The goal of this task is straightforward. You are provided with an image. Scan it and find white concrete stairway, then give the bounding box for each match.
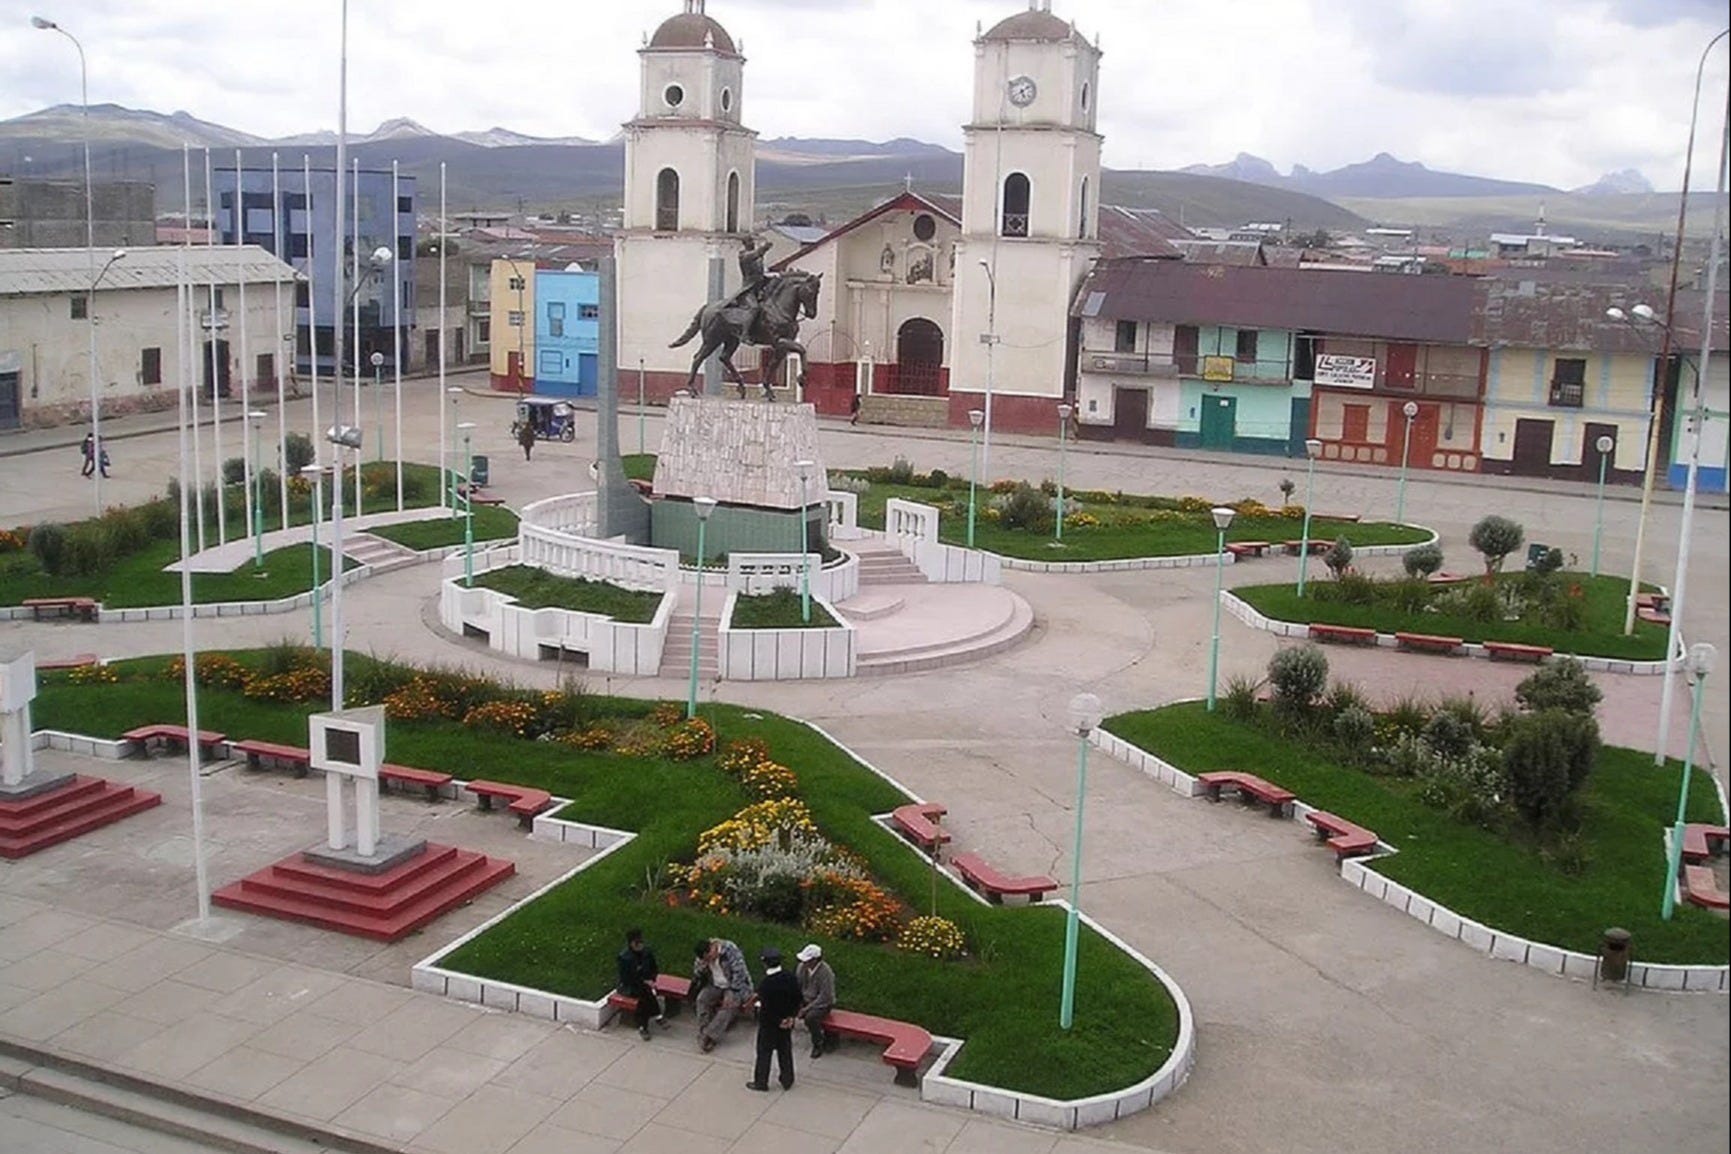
[660,609,720,680]
[854,546,928,586]
[343,532,421,573]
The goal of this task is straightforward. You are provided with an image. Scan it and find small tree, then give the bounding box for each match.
[221,457,247,486]
[1468,515,1524,580]
[1515,657,1602,717]
[1323,536,1354,580]
[1268,645,1329,713]
[284,432,316,475]
[1278,477,1296,506]
[1502,710,1600,828]
[1403,542,1444,578]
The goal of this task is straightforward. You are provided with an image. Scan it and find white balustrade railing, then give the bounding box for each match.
[824,491,861,539]
[885,497,939,543]
[519,491,600,536]
[519,525,681,592]
[725,551,861,603]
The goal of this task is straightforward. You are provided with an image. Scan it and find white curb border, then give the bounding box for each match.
[1094,723,1729,993]
[995,524,1436,575]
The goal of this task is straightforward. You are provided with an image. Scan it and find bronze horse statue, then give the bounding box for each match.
[669,270,823,401]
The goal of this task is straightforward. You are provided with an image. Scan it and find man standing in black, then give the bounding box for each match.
[615,928,665,1041]
[746,946,802,1092]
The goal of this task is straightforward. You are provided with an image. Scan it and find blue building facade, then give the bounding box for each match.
[533,269,601,397]
[215,165,415,379]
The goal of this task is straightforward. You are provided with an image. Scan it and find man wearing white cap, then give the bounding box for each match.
[795,943,836,1060]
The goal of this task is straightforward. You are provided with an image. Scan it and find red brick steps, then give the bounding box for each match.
[0,776,163,859]
[212,843,515,941]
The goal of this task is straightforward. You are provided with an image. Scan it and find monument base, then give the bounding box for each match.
[0,768,77,801]
[303,835,428,875]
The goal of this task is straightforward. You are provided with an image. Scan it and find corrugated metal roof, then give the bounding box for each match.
[1096,205,1189,260]
[1475,281,1728,353]
[0,245,298,297]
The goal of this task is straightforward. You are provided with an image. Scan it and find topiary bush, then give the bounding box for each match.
[1333,704,1376,753]
[886,456,915,486]
[1469,515,1524,579]
[1422,710,1475,760]
[1322,536,1354,579]
[222,457,247,486]
[1502,709,1600,829]
[27,522,69,575]
[1514,657,1602,717]
[1403,542,1444,578]
[284,432,316,475]
[1268,644,1329,713]
[998,482,1054,534]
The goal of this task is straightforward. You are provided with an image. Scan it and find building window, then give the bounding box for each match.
[547,301,565,338]
[578,304,600,320]
[721,86,733,114]
[656,168,680,232]
[664,83,684,109]
[1078,176,1090,239]
[71,294,88,320]
[1114,320,1138,353]
[507,276,526,291]
[726,171,740,234]
[1000,173,1030,238]
[397,195,412,214]
[288,233,309,259]
[507,311,524,327]
[1081,81,1090,113]
[477,317,491,343]
[141,347,162,385]
[295,281,310,308]
[397,236,412,261]
[213,288,225,309]
[1174,325,1199,374]
[1549,357,1586,407]
[257,352,274,382]
[913,213,937,242]
[1235,329,1259,364]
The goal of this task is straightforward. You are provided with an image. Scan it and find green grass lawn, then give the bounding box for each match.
[472,565,664,623]
[1234,574,1669,661]
[729,588,840,629]
[1107,702,1727,963]
[0,541,353,608]
[369,506,520,551]
[622,454,656,482]
[34,663,1181,1101]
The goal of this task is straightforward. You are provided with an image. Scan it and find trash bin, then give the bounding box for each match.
[1598,927,1632,984]
[470,455,490,487]
[1525,543,1551,571]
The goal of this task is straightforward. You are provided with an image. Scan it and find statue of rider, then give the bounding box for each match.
[732,235,776,333]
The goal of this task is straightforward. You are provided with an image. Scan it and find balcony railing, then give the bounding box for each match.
[1083,350,1179,377]
[1548,380,1585,408]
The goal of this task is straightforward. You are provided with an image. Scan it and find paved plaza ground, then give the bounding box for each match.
[1,378,1727,1154]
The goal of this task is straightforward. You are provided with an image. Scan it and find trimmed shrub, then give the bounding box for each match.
[1268,645,1328,713]
[1502,709,1599,828]
[283,432,316,475]
[1222,674,1263,721]
[1532,546,1564,577]
[1469,515,1524,578]
[998,482,1054,534]
[1423,710,1475,760]
[1403,542,1444,578]
[28,522,69,575]
[1515,657,1602,717]
[222,457,247,486]
[1322,536,1354,579]
[1333,704,1375,752]
[887,456,915,485]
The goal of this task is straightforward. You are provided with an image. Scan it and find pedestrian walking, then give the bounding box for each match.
[746,946,802,1092]
[80,432,95,478]
[795,943,836,1059]
[615,928,667,1041]
[518,420,536,461]
[849,391,861,426]
[98,445,111,479]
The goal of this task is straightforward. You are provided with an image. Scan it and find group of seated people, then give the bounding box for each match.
[615,929,837,1059]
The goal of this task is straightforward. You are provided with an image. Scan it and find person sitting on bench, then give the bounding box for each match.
[692,937,754,1053]
[795,943,836,1060]
[616,928,667,1041]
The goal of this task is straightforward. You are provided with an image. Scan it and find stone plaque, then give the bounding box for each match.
[653,396,828,510]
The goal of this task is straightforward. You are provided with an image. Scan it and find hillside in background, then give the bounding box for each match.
[1337,191,1722,244]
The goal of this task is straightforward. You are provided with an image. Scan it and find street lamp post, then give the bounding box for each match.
[301,464,327,649]
[795,459,814,624]
[1296,438,1322,597]
[31,16,106,515]
[687,497,718,719]
[966,409,984,548]
[1206,506,1237,711]
[1395,400,1419,523]
[638,358,647,457]
[1055,404,1072,542]
[1661,643,1716,920]
[369,351,385,462]
[324,424,363,710]
[247,410,267,568]
[458,422,477,586]
[1058,691,1103,1031]
[1590,433,1615,578]
[976,260,998,481]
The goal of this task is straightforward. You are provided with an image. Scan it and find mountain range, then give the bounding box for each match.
[1178,151,1655,200]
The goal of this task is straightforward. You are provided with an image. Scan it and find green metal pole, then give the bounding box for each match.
[1660,665,1707,920]
[374,365,384,462]
[1395,414,1413,523]
[1058,729,1088,1030]
[1591,453,1610,578]
[1055,415,1067,542]
[967,424,979,549]
[799,473,811,624]
[1207,526,1227,711]
[638,360,646,457]
[687,517,707,720]
[462,433,474,587]
[251,427,264,569]
[309,473,323,649]
[1297,454,1317,597]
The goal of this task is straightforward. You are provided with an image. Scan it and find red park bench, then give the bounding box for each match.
[1198,771,1296,817]
[1483,641,1553,663]
[381,764,455,802]
[465,780,554,827]
[1395,631,1463,656]
[1682,865,1728,911]
[1308,624,1378,646]
[1636,607,1671,626]
[821,1009,933,1087]
[1282,540,1331,556]
[22,597,99,622]
[124,724,227,761]
[1224,541,1271,559]
[1427,572,1472,587]
[952,852,1058,903]
[1317,513,1362,523]
[607,973,757,1023]
[1305,810,1380,860]
[36,654,99,671]
[1682,823,1730,864]
[1636,592,1672,614]
[890,803,951,856]
[232,739,312,777]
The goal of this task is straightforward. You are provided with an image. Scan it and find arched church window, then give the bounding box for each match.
[913,213,937,242]
[1078,177,1090,239]
[726,172,740,234]
[664,84,685,109]
[656,168,680,232]
[1001,173,1030,239]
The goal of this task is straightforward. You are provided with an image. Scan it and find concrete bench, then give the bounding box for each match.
[37,653,100,671]
[465,780,554,827]
[1395,631,1463,655]
[1224,541,1271,559]
[1308,623,1378,646]
[1305,810,1379,860]
[1282,540,1330,556]
[1682,823,1730,864]
[232,739,312,777]
[380,763,454,802]
[1682,864,1728,911]
[1198,771,1296,817]
[890,803,950,856]
[22,596,99,622]
[124,724,228,761]
[822,1009,933,1087]
[952,852,1058,903]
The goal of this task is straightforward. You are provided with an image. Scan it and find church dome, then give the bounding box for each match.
[981,8,1078,43]
[649,8,737,54]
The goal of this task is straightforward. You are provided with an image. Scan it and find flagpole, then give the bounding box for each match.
[182,143,206,552]
[235,149,254,554]
[273,152,289,529]
[438,161,448,510]
[392,158,404,512]
[204,146,226,546]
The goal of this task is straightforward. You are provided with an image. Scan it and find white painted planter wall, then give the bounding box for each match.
[725,551,860,605]
[883,498,1001,585]
[438,559,671,676]
[716,591,857,680]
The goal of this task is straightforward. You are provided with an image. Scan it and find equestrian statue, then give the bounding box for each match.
[670,236,822,401]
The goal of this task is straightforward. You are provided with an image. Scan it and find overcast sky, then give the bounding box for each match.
[2,0,1727,190]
